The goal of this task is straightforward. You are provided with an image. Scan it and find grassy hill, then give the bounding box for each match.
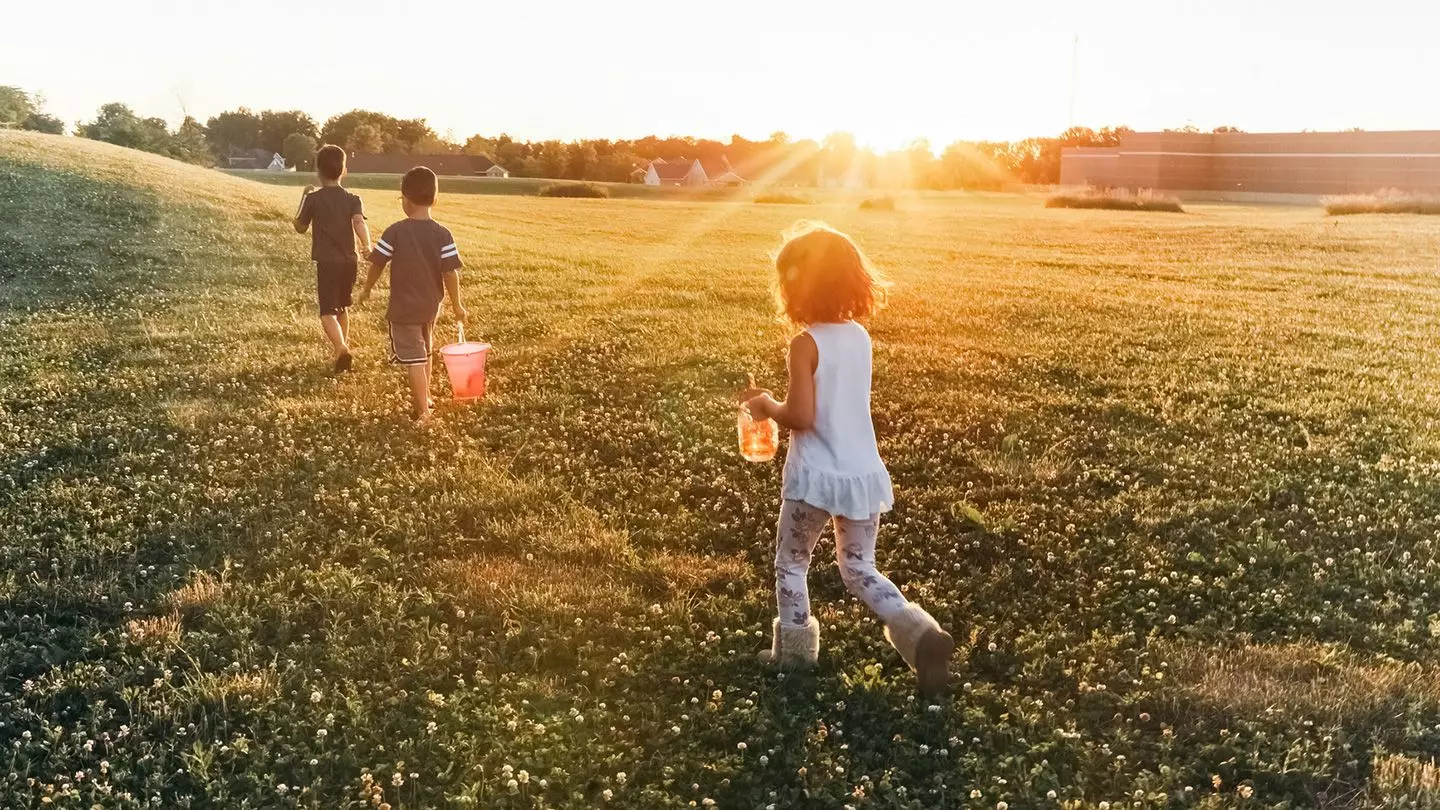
[7,131,1440,807]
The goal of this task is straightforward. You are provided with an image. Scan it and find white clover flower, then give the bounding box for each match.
[736,742,747,751]
[603,788,614,800]
[310,690,322,703]
[506,779,519,793]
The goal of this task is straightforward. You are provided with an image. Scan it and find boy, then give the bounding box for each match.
[293,144,370,372]
[356,166,469,422]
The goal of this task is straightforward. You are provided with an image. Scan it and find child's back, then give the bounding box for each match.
[372,217,459,325]
[300,185,364,264]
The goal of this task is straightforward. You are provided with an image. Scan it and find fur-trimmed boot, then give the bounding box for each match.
[757,617,820,669]
[884,605,955,696]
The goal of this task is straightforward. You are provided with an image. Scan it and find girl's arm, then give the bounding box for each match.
[745,332,818,431]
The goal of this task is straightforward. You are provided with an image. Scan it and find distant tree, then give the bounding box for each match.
[463,134,496,157]
[348,123,383,153]
[282,132,318,170]
[934,141,1008,190]
[394,118,436,153]
[495,136,528,174]
[905,138,936,188]
[821,131,858,185]
[0,86,36,128]
[1212,125,1243,133]
[168,116,211,164]
[205,108,263,157]
[24,112,65,134]
[258,110,318,154]
[768,131,790,146]
[539,141,567,178]
[1097,126,1133,146]
[321,110,399,154]
[77,103,170,152]
[1165,124,1202,133]
[567,142,597,179]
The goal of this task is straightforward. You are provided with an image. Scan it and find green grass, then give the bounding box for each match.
[9,131,1440,807]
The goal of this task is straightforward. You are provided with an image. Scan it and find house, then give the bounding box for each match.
[226,148,280,170]
[705,157,746,186]
[642,158,708,186]
[346,153,510,178]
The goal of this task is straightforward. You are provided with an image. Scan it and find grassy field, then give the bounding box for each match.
[7,131,1440,808]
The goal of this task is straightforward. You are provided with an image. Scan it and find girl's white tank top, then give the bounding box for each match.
[781,321,894,519]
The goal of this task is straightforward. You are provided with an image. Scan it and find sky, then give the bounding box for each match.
[4,0,1438,151]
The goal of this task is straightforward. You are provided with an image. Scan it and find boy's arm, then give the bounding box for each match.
[355,259,385,306]
[349,194,370,254]
[439,233,466,323]
[355,229,392,306]
[443,271,467,323]
[351,214,371,255]
[292,186,315,233]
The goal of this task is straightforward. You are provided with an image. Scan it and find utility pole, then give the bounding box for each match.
[1068,34,1080,129]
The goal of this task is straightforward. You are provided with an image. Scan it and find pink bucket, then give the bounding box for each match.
[439,325,492,401]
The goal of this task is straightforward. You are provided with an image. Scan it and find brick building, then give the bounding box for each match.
[1060,130,1440,199]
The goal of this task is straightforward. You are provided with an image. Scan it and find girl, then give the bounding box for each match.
[742,222,955,696]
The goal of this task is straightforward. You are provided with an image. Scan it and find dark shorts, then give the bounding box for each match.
[316,260,358,315]
[389,321,434,366]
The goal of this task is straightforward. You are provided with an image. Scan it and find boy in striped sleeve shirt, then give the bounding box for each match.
[356,166,469,422]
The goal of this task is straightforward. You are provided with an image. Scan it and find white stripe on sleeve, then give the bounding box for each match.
[374,242,393,256]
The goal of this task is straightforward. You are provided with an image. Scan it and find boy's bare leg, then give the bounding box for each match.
[337,311,349,345]
[407,363,431,420]
[321,315,348,358]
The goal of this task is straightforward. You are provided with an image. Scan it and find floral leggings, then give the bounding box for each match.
[774,499,909,628]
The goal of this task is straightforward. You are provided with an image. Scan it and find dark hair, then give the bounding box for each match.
[774,222,889,325]
[401,167,438,206]
[316,144,346,181]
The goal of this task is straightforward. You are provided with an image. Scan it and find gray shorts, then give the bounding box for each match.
[388,321,434,366]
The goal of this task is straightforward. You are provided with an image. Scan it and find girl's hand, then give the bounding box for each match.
[743,394,777,420]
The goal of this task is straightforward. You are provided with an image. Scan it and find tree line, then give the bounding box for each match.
[4,87,1249,189]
